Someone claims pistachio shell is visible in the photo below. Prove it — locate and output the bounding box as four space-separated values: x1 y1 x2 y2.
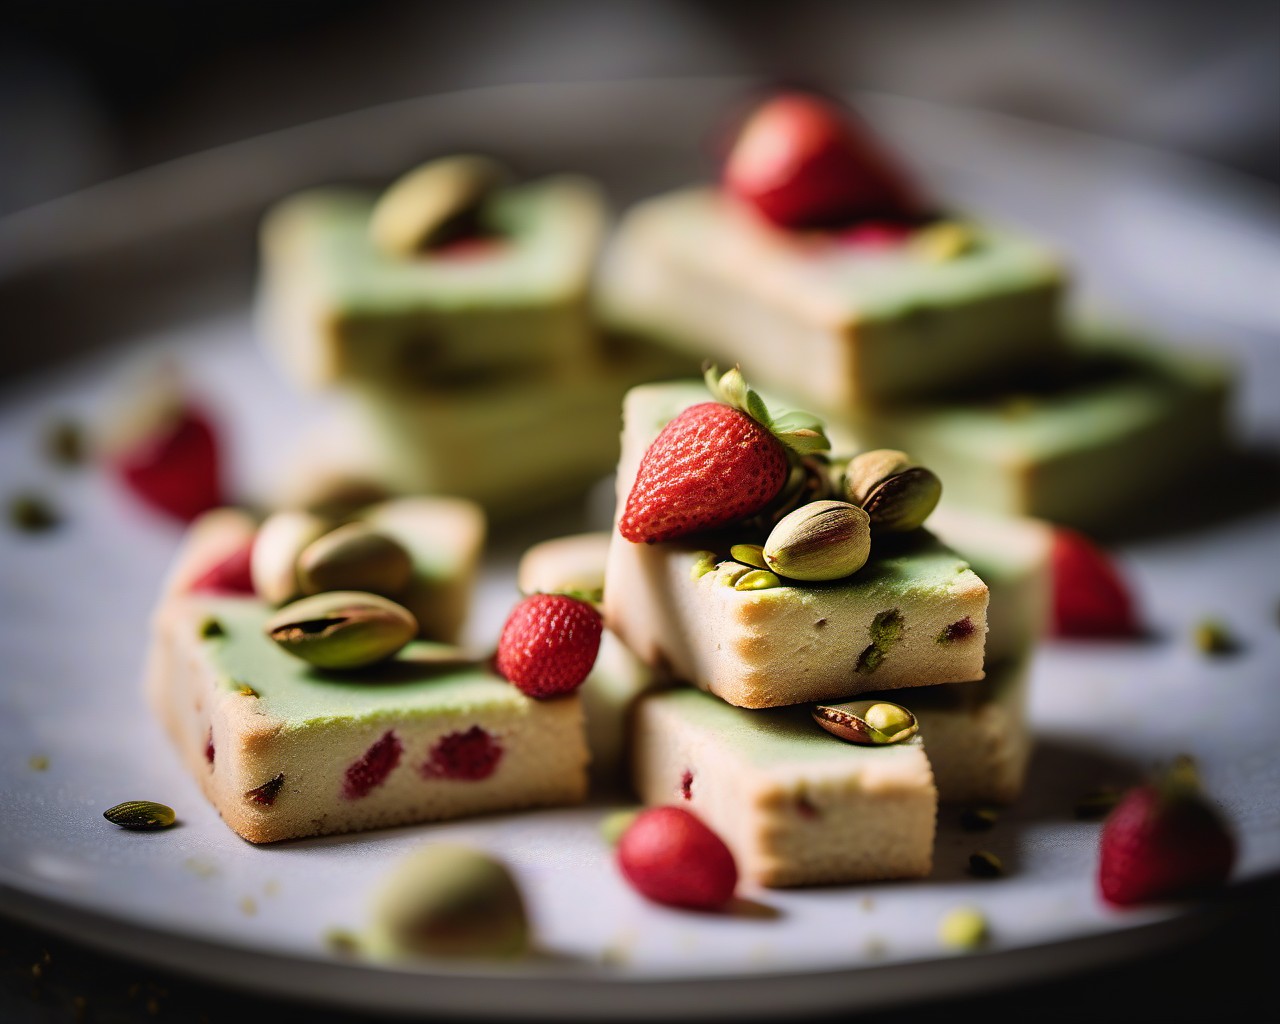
369 155 510 257
367 844 529 959
297 523 413 598
103 800 176 831
763 500 870 581
265 591 417 669
811 699 919 745
843 450 941 532
251 511 331 606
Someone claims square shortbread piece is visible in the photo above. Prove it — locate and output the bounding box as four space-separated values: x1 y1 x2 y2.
632 687 936 887
599 187 1064 412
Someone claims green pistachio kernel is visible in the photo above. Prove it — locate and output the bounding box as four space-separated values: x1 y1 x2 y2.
939 906 988 950
599 808 641 846
967 851 1004 878
689 551 719 580
1193 618 1238 656
103 800 177 831
734 569 782 591
730 544 768 570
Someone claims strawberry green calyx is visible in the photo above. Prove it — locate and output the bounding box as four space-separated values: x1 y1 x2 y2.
703 363 830 458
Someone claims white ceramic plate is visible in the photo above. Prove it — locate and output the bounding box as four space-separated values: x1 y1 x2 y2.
1 80 1278 1019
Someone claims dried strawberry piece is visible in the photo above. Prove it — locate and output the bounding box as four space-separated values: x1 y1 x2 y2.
343 730 403 800
111 404 224 523
245 773 285 806
421 727 503 781
1051 528 1141 638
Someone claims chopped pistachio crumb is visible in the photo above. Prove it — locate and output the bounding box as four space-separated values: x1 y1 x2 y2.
967 851 1005 878
939 906 988 950
9 493 59 533
325 928 361 957
734 569 781 591
199 617 224 639
28 755 49 772
857 609 904 674
233 682 259 697
45 419 85 467
690 551 718 580
1194 619 1238 656
239 896 258 916
960 807 998 832
600 807 641 846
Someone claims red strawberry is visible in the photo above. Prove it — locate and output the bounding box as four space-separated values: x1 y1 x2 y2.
496 594 602 699
1098 774 1236 906
616 806 738 910
189 536 256 595
724 91 921 230
620 403 789 544
1051 528 1141 638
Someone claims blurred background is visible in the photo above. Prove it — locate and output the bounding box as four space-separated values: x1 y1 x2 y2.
3 0 1278 218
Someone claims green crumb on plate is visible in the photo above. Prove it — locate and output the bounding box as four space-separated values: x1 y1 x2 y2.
1194 619 1238 656
600 808 641 846
10 494 59 533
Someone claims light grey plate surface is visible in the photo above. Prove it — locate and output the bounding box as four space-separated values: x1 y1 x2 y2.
1 79 1278 1019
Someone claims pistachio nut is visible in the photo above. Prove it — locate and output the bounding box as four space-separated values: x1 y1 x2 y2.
366 844 529 960
733 569 782 591
843 449 941 532
251 510 331 606
763 500 871 581
369 155 510 257
730 544 768 569
689 550 719 580
914 221 977 262
811 699 918 746
265 591 417 669
297 523 413 598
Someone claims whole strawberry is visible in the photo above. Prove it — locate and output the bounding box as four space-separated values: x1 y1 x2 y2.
619 366 829 545
1051 528 1141 638
103 365 225 523
616 806 737 910
496 594 602 699
723 91 922 230
1098 766 1235 906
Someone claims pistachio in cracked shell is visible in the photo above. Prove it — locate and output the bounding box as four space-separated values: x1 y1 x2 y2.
265 591 417 670
369 155 510 257
297 522 412 598
842 449 941 532
251 510 332 606
763 500 871 581
812 699 919 746
366 844 529 960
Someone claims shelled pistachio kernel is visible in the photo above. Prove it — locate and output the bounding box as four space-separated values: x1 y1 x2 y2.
368 844 529 959
967 851 1004 878
734 569 781 591
812 699 918 746
251 510 331 606
369 155 509 257
939 907 988 950
730 544 768 569
103 800 176 831
297 523 412 598
960 807 999 832
914 221 977 262
842 449 941 532
9 493 59 532
265 591 417 670
600 808 641 846
690 551 719 580
1193 618 1238 656
45 419 85 466
764 500 871 581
